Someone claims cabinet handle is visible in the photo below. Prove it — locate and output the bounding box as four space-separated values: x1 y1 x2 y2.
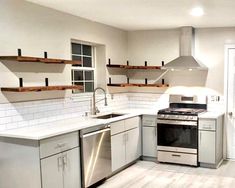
154 127 157 136
55 143 67 149
57 156 63 171
62 154 67 170
172 154 181 157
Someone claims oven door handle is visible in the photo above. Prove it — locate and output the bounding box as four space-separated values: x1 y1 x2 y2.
157 119 197 126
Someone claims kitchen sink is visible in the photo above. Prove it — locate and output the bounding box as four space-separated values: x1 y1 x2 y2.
94 113 126 119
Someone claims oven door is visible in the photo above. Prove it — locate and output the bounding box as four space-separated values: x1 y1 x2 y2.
157 119 198 153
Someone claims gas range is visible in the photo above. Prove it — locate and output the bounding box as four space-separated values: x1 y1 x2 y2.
157 95 207 166
157 108 206 121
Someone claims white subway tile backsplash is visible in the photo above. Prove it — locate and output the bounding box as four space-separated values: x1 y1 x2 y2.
0 93 128 131
0 92 223 132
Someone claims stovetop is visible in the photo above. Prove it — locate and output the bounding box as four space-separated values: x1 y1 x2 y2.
158 108 206 115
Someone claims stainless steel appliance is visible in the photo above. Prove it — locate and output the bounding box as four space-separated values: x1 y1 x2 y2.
80 124 111 188
162 26 208 71
157 95 207 166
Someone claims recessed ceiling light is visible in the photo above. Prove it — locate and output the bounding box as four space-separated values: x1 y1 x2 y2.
190 7 204 17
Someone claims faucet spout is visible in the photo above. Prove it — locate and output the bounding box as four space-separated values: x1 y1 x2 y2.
92 87 108 115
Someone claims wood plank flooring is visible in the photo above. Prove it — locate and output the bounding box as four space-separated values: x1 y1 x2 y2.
99 160 235 188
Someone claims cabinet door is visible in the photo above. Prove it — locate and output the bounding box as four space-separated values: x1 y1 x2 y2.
41 153 63 188
143 127 157 157
63 148 81 188
111 132 126 172
199 130 216 164
126 128 141 164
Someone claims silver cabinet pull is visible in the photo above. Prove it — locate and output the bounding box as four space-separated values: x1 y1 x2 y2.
57 156 63 171
172 154 181 157
62 154 67 170
55 143 67 149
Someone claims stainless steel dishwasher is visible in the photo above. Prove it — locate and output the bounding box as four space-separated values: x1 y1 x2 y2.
80 124 111 188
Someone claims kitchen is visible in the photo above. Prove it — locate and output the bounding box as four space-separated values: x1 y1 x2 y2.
0 0 234 187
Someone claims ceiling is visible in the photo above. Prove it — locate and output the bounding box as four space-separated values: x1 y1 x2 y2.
26 0 235 31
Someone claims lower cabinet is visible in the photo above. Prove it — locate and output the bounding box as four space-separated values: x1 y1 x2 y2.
142 126 157 157
41 153 63 188
142 115 157 158
199 130 216 164
111 117 141 172
111 132 126 171
126 128 141 164
0 131 81 188
198 115 223 168
41 147 81 188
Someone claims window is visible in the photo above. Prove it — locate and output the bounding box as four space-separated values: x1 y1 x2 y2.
71 43 95 93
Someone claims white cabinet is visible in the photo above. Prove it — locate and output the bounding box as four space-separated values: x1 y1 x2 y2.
41 153 63 188
142 127 157 157
111 132 126 172
198 115 223 168
126 128 141 164
0 131 81 188
63 148 81 188
41 132 81 188
111 116 141 172
41 147 81 188
199 131 216 164
142 115 157 158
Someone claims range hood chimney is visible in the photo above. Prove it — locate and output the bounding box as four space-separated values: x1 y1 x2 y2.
162 26 208 70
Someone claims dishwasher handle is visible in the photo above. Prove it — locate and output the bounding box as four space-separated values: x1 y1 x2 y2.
82 127 110 138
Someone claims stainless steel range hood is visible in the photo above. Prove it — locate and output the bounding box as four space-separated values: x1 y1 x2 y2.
162 26 208 70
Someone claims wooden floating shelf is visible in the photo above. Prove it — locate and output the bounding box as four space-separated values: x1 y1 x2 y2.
106 64 161 70
107 83 169 88
1 85 83 92
0 56 82 65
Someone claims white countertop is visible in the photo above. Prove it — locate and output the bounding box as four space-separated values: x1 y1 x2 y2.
0 107 223 140
0 108 147 140
198 111 225 119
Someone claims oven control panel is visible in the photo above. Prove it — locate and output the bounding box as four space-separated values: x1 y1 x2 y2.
157 114 198 121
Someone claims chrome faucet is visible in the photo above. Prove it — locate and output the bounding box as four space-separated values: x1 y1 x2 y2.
91 87 108 115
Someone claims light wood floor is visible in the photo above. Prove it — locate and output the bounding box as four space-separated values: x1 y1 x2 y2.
99 160 235 188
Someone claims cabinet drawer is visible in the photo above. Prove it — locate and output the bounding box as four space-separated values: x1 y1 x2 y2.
158 151 197 166
111 120 125 135
142 115 157 127
40 132 79 158
199 119 216 131
125 117 140 131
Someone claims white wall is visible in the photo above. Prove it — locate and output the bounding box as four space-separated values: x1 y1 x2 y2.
127 27 235 95
0 0 128 102
1 1 235 101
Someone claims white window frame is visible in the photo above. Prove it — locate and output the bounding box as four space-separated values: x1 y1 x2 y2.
71 41 96 94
